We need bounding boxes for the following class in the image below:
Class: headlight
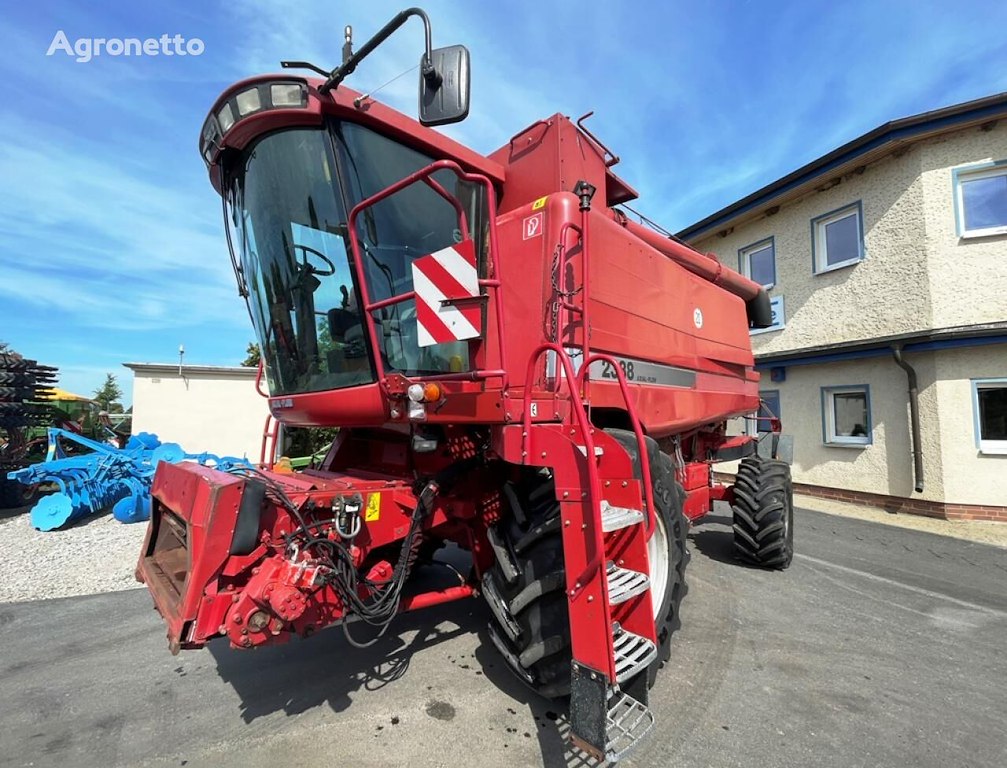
[216,103,235,133]
[235,88,262,115]
[199,80,309,166]
[271,83,306,107]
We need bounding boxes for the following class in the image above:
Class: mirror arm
[319,7,438,95]
[280,60,330,77]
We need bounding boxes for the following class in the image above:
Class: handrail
[553,222,584,317]
[259,414,278,468]
[346,160,508,389]
[255,361,268,398]
[521,342,604,600]
[577,353,656,536]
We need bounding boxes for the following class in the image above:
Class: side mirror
[419,45,470,127]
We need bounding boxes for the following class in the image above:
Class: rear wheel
[731,455,794,569]
[483,431,689,697]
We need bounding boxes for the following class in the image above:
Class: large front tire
[482,431,689,697]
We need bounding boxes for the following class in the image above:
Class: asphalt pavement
[1,506,1005,768]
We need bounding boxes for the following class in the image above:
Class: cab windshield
[225,123,488,396]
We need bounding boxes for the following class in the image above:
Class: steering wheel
[293,244,336,276]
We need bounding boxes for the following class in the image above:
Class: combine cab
[137,8,793,761]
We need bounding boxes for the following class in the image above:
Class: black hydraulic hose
[891,345,924,493]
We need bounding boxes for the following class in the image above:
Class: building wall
[754,355,944,501]
[693,120,1007,357]
[693,145,931,354]
[919,121,1007,328]
[692,121,1007,511]
[933,345,1007,506]
[723,345,1007,509]
[129,368,269,460]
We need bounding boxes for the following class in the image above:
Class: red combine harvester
[137,9,794,761]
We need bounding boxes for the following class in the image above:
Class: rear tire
[483,431,688,697]
[731,456,794,569]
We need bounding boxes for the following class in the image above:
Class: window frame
[811,201,864,274]
[821,384,872,447]
[952,161,1007,238]
[738,236,776,289]
[971,378,1007,455]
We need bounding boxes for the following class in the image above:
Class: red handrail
[254,361,268,398]
[577,353,656,536]
[346,160,508,389]
[259,414,278,468]
[553,222,584,317]
[521,343,604,599]
[549,205,657,536]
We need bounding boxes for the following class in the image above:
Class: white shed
[124,363,270,461]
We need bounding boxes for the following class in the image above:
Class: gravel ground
[0,507,148,603]
[0,491,1003,604]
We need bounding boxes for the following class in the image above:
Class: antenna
[178,344,185,376]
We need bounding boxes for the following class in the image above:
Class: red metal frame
[345,159,510,390]
[577,353,655,534]
[520,343,604,599]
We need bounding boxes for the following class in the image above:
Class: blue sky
[2,0,1006,405]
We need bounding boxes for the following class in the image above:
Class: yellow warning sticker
[531,196,547,210]
[365,493,381,521]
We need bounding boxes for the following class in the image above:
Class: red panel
[488,116,611,214]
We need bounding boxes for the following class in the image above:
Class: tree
[92,373,123,411]
[242,342,261,367]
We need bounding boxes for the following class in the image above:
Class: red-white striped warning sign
[411,240,482,347]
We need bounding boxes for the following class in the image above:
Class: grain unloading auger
[136,9,795,761]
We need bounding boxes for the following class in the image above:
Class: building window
[954,162,1007,237]
[821,385,872,446]
[739,237,776,288]
[972,379,1007,454]
[811,202,864,273]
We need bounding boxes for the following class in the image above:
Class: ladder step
[606,562,650,605]
[612,623,658,683]
[600,500,645,533]
[605,689,655,762]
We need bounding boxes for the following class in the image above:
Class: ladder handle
[577,353,656,537]
[346,159,509,389]
[259,414,277,468]
[522,342,605,594]
[255,361,268,398]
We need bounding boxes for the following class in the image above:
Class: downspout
[891,345,924,493]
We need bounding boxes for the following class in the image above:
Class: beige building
[679,93,1007,521]
[124,363,270,461]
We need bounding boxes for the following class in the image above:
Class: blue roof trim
[678,95,1007,241]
